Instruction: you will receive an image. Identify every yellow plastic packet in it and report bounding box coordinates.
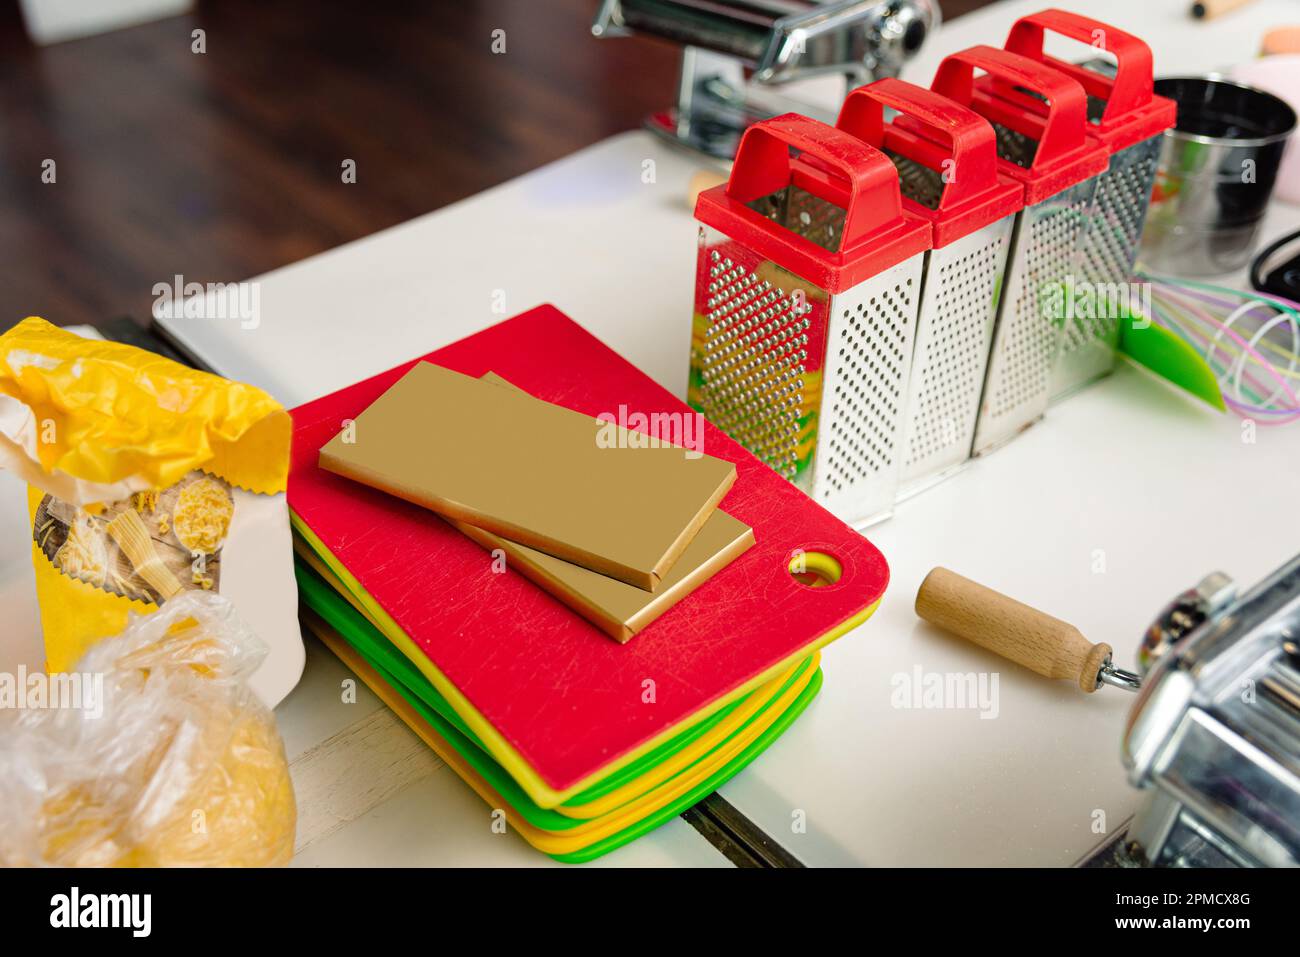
[0,591,296,867]
[0,318,302,703]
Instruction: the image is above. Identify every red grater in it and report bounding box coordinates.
[836,78,1023,496]
[689,113,930,527]
[920,45,1109,455]
[1000,9,1175,400]
[920,46,1112,457]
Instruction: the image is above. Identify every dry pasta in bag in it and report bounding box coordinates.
[0,317,302,706]
[0,591,296,867]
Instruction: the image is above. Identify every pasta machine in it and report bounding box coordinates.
[1120,553,1300,867]
[917,553,1300,867]
[591,0,942,159]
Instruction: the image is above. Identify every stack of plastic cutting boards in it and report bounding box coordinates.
[286,305,890,862]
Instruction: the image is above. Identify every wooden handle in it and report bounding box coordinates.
[1262,27,1300,56]
[1190,0,1254,21]
[915,567,1111,693]
[108,510,185,601]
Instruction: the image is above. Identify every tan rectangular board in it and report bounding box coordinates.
[319,361,737,591]
[450,372,755,642]
[451,515,752,642]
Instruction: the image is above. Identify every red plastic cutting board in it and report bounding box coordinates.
[287,305,889,793]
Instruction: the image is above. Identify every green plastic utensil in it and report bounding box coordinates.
[1119,310,1227,411]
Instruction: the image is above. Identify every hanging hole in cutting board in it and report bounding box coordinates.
[789,549,842,588]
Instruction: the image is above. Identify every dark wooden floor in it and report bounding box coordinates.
[0,0,989,331]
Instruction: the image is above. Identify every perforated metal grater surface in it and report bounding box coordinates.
[691,113,930,526]
[1052,137,1160,395]
[815,262,922,515]
[976,175,1096,449]
[995,11,1175,402]
[922,45,1109,456]
[694,242,818,486]
[837,79,1023,496]
[902,221,1012,486]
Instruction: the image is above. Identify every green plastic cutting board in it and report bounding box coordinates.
[296,557,820,860]
[294,554,782,811]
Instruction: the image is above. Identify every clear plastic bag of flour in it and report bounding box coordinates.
[0,591,296,867]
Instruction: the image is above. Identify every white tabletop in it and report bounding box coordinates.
[139,0,1300,867]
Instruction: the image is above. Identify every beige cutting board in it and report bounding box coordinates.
[319,361,736,590]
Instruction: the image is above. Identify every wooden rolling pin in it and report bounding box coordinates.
[915,568,1140,694]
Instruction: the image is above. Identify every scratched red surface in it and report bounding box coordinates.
[287,305,889,791]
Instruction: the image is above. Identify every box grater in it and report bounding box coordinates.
[836,78,1023,496]
[1002,10,1176,401]
[924,46,1110,455]
[689,113,930,526]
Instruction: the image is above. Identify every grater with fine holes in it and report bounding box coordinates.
[922,46,1109,455]
[689,113,930,526]
[836,78,1022,496]
[1001,10,1176,401]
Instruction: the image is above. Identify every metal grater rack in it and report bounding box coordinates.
[836,78,1022,495]
[691,113,930,525]
[996,11,1175,401]
[922,45,1109,455]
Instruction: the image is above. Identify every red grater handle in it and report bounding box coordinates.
[932,45,1087,170]
[837,78,999,213]
[1004,9,1154,125]
[727,112,904,252]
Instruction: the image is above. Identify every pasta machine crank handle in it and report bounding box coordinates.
[914,567,1141,694]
